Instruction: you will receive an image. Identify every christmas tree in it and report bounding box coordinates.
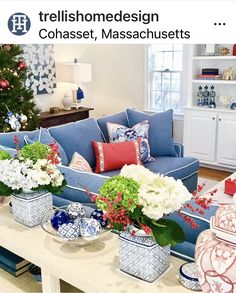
[0,44,39,132]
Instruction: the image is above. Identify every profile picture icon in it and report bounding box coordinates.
[8,12,31,36]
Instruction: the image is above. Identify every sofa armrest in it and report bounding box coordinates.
[174,143,184,157]
[56,165,110,204]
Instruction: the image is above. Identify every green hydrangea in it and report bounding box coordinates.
[98,176,140,212]
[20,142,50,163]
[0,150,12,160]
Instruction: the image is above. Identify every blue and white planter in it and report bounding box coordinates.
[119,231,170,283]
[11,190,53,228]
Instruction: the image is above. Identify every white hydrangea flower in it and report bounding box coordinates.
[120,164,156,185]
[120,164,192,221]
[0,158,64,193]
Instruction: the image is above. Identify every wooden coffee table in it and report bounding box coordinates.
[0,201,191,293]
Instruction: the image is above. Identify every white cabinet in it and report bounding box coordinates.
[184,109,236,169]
[184,44,236,171]
[185,110,216,161]
[217,114,236,166]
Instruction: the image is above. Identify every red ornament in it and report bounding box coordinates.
[0,79,10,89]
[224,178,236,195]
[17,60,27,71]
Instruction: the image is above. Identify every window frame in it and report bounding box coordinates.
[145,44,189,116]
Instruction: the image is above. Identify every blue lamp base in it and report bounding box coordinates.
[71,87,85,109]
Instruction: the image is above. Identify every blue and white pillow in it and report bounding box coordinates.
[107,120,154,163]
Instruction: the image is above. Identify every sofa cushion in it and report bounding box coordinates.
[92,139,142,173]
[0,129,40,149]
[68,152,93,173]
[0,145,17,157]
[57,165,109,204]
[169,200,218,260]
[24,128,68,166]
[126,109,177,157]
[107,120,154,163]
[48,119,104,168]
[97,111,129,142]
[144,157,199,181]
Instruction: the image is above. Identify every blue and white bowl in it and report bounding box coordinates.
[179,262,202,291]
[41,207,108,246]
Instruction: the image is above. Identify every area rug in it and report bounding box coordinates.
[198,175,235,205]
[197,177,219,195]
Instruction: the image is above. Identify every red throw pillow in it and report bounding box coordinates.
[92,139,142,173]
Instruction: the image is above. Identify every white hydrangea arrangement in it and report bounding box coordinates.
[96,164,193,246]
[120,165,192,220]
[0,142,66,196]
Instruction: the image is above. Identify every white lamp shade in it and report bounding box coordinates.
[57,62,92,84]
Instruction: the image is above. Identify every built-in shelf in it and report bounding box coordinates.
[194,56,236,60]
[192,79,236,85]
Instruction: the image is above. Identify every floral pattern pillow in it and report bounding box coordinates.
[107,120,154,163]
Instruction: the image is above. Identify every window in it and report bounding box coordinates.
[147,44,184,113]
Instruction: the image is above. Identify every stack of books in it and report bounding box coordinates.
[197,68,221,80]
[197,74,221,80]
[0,247,30,277]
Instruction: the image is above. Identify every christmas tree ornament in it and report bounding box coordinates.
[90,209,108,228]
[5,110,21,131]
[17,60,27,71]
[2,44,11,51]
[80,218,102,237]
[19,113,28,124]
[50,210,71,231]
[66,203,86,220]
[58,222,80,239]
[0,79,10,90]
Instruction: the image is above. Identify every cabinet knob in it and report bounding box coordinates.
[212,117,215,120]
[219,118,222,121]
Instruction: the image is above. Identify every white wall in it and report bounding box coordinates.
[37,44,184,143]
[38,44,145,118]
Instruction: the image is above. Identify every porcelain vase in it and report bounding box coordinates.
[195,203,236,293]
[11,190,53,227]
[119,231,170,282]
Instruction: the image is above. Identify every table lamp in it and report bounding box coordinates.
[57,61,92,109]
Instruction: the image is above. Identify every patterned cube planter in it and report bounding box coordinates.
[119,231,170,282]
[11,191,53,227]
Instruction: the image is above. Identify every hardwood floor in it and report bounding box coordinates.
[199,167,232,181]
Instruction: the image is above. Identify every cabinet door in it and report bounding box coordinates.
[217,114,236,166]
[184,110,217,161]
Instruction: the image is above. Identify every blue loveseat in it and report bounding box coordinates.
[1,108,210,260]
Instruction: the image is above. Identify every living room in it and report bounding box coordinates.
[0,42,236,293]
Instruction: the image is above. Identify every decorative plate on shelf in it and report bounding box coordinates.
[41,207,109,246]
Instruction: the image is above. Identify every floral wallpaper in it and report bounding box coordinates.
[21,44,56,94]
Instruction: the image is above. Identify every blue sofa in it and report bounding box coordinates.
[1,108,210,260]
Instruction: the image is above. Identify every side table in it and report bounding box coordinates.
[40,108,94,127]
